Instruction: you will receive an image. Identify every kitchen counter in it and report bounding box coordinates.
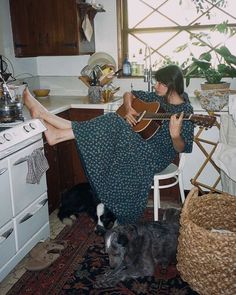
[22,95,123,119]
[22,94,228,121]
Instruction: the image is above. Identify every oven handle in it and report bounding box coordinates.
[13,157,28,166]
[0,167,8,175]
[19,198,48,223]
[0,228,14,245]
[13,147,44,166]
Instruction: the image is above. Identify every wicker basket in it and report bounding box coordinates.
[177,187,236,295]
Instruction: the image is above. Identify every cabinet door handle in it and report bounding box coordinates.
[63,42,78,48]
[19,213,33,223]
[0,167,8,175]
[39,198,48,206]
[19,198,47,224]
[14,43,28,48]
[0,228,14,244]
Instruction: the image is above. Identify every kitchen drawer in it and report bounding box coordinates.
[10,139,47,215]
[0,221,16,270]
[15,193,49,250]
[0,158,13,227]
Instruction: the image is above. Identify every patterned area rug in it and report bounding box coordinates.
[7,211,198,295]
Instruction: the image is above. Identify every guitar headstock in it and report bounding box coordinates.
[190,114,216,128]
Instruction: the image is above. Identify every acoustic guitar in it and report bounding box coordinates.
[116,97,216,140]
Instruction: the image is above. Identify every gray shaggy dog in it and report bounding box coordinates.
[94,211,180,288]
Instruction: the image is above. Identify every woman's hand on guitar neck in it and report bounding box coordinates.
[169,112,185,152]
[169,112,184,138]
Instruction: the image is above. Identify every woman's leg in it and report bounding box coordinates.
[23,88,72,130]
[44,121,75,145]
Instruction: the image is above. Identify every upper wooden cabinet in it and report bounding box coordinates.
[9,0,102,57]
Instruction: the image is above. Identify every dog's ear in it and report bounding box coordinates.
[117,233,129,246]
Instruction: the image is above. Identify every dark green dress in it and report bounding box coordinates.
[72,91,194,224]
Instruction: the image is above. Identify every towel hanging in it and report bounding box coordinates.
[26,148,49,184]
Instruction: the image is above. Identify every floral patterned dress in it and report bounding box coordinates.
[72,91,194,224]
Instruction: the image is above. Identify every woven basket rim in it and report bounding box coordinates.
[180,187,236,235]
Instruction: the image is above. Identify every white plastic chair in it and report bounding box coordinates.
[152,153,186,221]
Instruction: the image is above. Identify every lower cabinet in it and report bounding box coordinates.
[44,108,103,213]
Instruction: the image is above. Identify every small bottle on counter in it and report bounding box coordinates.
[131,54,138,76]
[122,54,132,76]
[136,48,144,76]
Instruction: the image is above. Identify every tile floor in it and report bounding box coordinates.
[0,199,180,295]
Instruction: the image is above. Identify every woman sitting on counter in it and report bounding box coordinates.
[24,65,194,224]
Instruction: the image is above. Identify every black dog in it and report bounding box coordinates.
[57,183,116,234]
[94,219,179,288]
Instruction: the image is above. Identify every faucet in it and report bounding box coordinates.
[144,45,153,92]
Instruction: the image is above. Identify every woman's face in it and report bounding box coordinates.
[154,81,168,96]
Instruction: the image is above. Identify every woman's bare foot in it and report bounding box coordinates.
[23,88,48,119]
[44,122,75,146]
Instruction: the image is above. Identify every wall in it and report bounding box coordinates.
[0,0,235,96]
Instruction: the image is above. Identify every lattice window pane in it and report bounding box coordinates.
[119,0,236,70]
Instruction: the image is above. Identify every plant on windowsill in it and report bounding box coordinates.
[174,20,236,112]
[178,21,236,90]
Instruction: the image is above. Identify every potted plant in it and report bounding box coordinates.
[179,21,236,89]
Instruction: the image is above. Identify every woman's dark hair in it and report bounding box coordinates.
[154,64,184,98]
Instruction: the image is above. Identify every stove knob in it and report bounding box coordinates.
[29,122,36,130]
[0,136,6,144]
[23,125,31,132]
[4,133,13,141]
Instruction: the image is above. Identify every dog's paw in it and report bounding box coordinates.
[70,214,77,220]
[62,218,73,226]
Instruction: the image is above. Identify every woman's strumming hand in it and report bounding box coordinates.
[123,92,138,126]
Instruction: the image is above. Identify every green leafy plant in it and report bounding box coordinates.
[177,21,236,87]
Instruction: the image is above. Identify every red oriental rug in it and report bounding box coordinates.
[6,210,198,295]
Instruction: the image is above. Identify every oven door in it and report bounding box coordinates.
[9,139,47,215]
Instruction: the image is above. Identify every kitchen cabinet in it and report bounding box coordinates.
[44,110,73,213]
[9,0,101,57]
[45,108,103,213]
[69,108,104,183]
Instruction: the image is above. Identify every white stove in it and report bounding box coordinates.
[0,118,46,160]
[0,118,50,282]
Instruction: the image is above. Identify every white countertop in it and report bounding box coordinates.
[34,95,123,114]
[22,95,123,118]
[22,94,228,119]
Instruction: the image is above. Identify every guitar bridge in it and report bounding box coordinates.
[137,110,146,123]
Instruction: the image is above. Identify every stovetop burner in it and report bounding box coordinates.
[0,119,25,132]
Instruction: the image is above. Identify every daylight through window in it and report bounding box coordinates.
[117,0,236,75]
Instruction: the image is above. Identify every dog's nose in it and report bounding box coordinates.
[95,225,106,236]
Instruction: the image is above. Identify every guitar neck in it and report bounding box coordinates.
[142,112,192,121]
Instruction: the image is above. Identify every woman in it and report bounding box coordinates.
[24,65,194,224]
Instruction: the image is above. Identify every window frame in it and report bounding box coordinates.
[116,0,236,77]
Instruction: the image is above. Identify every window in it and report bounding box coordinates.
[117,0,236,74]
